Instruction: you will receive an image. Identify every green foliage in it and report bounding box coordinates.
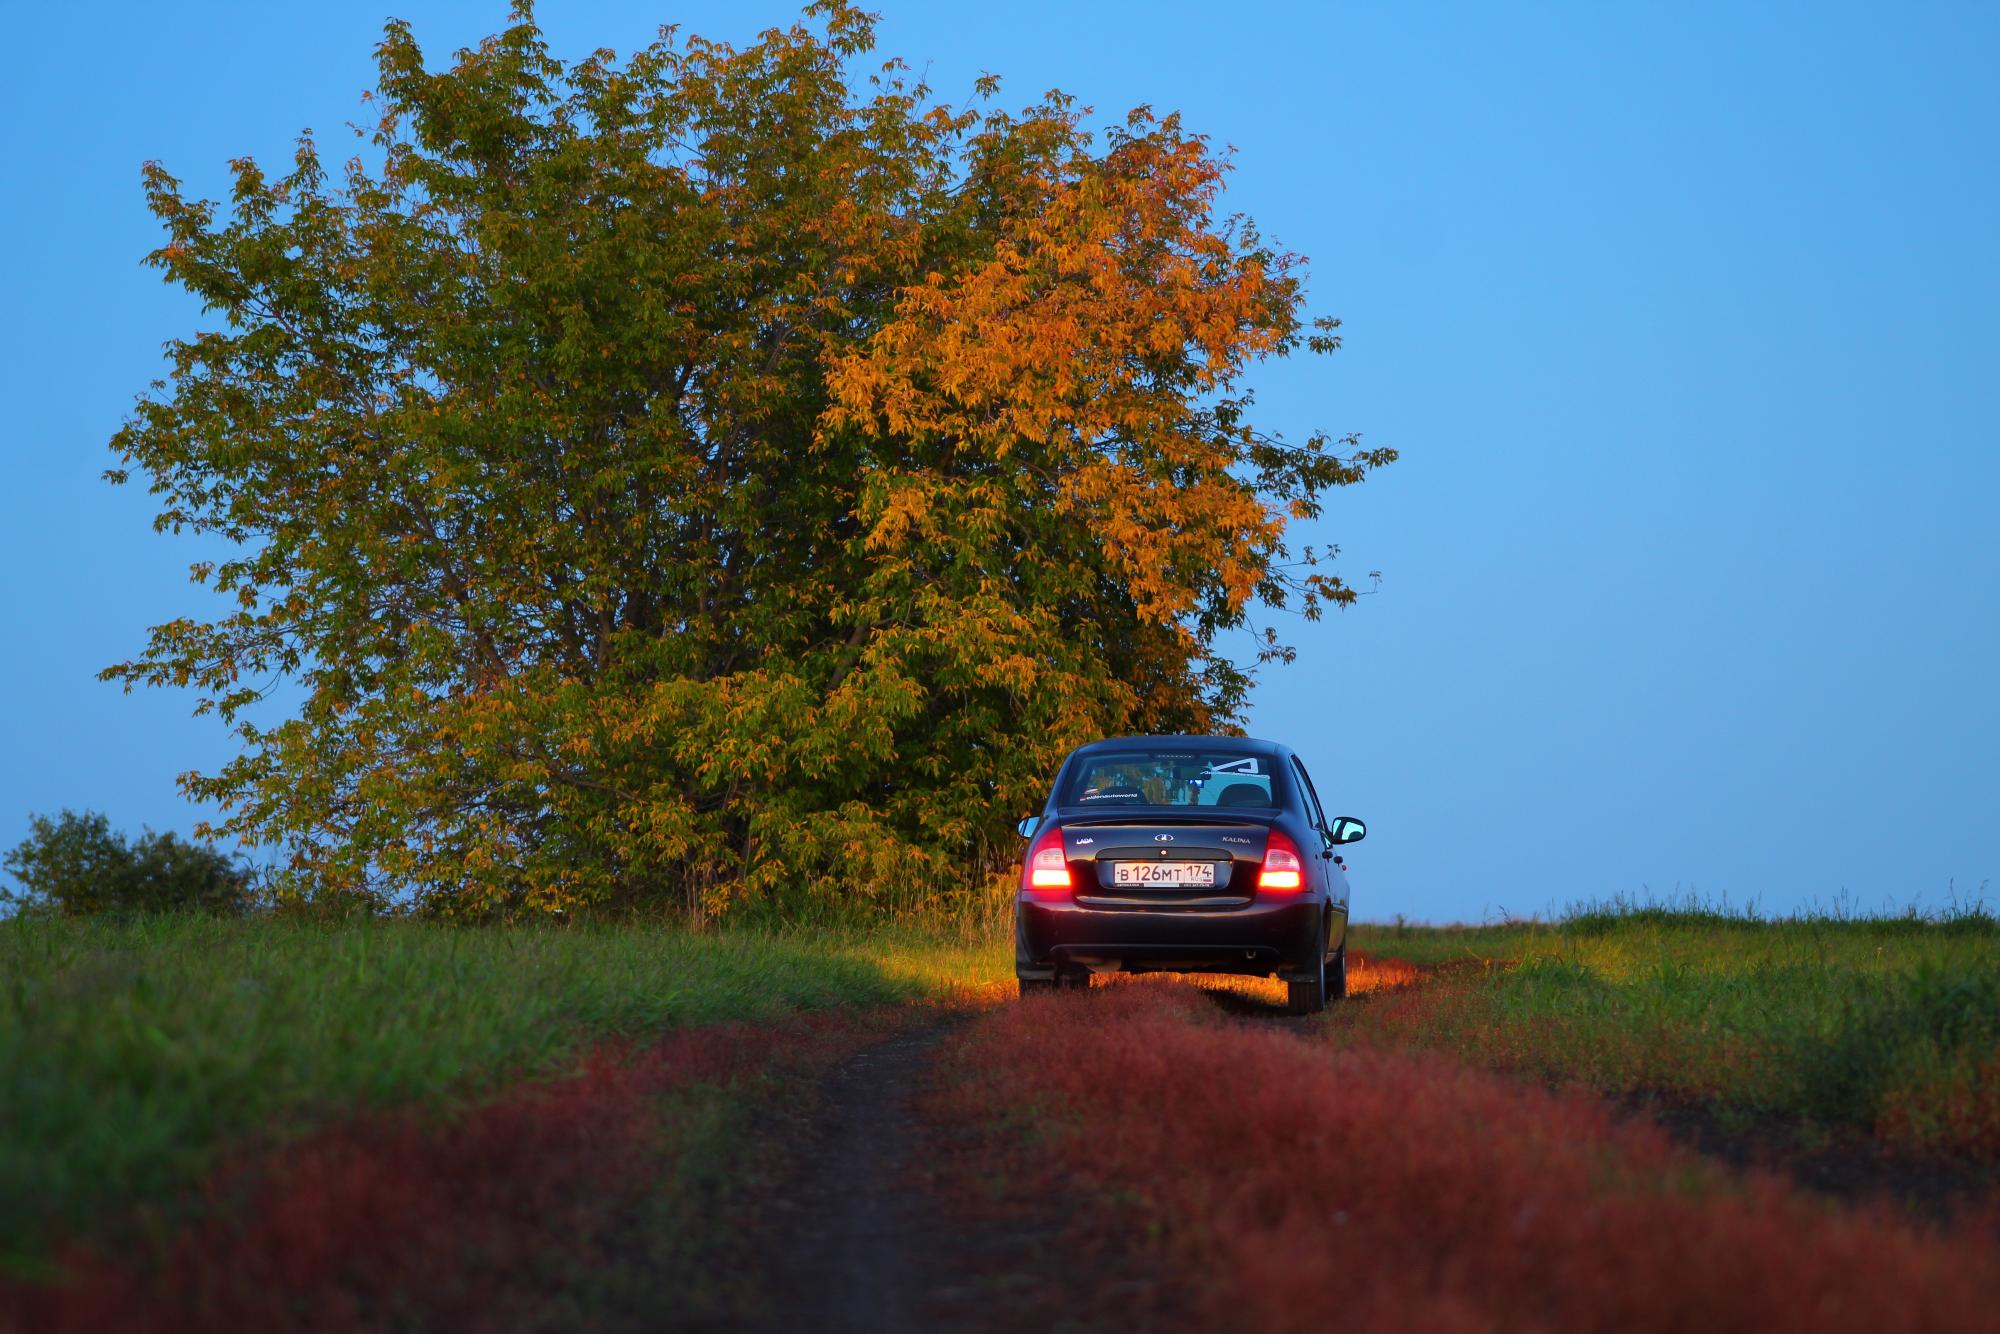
[103,3,1389,919]
[2,810,251,918]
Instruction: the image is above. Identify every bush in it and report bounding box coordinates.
[2,810,251,917]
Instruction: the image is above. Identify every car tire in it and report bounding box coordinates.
[1287,918,1330,1015]
[1020,970,1089,998]
[1327,941,1349,1001]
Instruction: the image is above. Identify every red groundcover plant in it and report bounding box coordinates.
[934,982,2000,1334]
[0,1013,904,1334]
[103,2,1389,918]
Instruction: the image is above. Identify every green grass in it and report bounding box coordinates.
[0,914,1007,1272]
[1345,906,2000,1151]
[16,899,1995,1281]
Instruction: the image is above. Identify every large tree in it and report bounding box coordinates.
[106,2,1393,917]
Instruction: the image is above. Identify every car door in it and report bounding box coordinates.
[1290,755,1349,926]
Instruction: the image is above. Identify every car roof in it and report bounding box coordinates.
[1071,734,1288,758]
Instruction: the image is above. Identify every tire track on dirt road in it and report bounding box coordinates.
[750,956,2000,1333]
[747,959,1425,1332]
[749,1011,1178,1334]
[753,1022,960,1333]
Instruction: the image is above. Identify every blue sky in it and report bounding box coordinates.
[2,2,1994,922]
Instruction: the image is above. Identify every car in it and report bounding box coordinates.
[1013,735,1366,1015]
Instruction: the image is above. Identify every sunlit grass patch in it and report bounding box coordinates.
[1128,950,1426,1011]
[822,924,1015,1005]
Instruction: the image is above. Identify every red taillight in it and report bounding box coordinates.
[1260,830,1305,893]
[1021,825,1071,897]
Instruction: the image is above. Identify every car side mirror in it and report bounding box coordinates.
[1016,816,1039,839]
[1328,816,1367,845]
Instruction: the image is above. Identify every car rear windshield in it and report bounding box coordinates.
[1061,749,1281,809]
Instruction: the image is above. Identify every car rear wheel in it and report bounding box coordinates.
[1019,968,1091,998]
[1287,917,1331,1015]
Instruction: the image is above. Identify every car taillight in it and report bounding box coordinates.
[1260,831,1305,892]
[1021,825,1071,897]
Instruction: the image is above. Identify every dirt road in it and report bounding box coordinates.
[748,1015,1170,1334]
[753,1022,961,1333]
[745,975,2000,1334]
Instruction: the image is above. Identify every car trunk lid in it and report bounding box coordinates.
[1058,816,1273,906]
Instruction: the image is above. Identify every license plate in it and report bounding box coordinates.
[1112,861,1217,888]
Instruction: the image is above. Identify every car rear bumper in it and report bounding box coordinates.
[1016,898,1321,980]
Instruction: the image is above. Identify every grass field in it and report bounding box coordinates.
[4,905,1996,1329]
[1344,906,2000,1152]
[0,915,1008,1275]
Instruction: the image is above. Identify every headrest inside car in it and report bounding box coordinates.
[1215,782,1269,807]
